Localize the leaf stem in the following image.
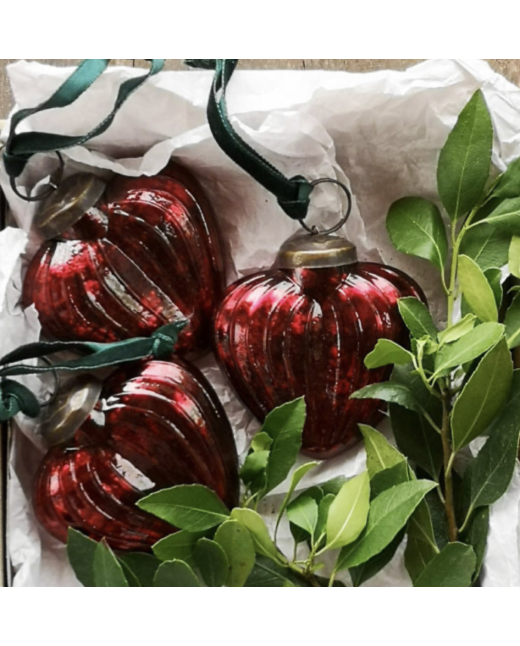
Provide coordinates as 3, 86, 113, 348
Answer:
440, 387, 458, 542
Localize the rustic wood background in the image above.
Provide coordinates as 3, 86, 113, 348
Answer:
1, 59, 520, 117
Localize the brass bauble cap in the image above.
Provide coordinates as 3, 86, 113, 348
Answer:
33, 173, 107, 240
276, 233, 358, 269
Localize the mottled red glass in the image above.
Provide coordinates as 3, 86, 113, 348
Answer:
214, 261, 423, 459
34, 359, 239, 551
23, 164, 225, 357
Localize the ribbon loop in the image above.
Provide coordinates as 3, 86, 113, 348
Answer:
185, 59, 314, 221
0, 321, 187, 423
3, 59, 165, 182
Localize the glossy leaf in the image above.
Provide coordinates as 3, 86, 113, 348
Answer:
433, 322, 504, 376
194, 538, 228, 587
274, 461, 319, 533
509, 236, 520, 278
215, 520, 256, 587
119, 553, 161, 587
460, 223, 510, 272
349, 530, 405, 587
231, 508, 283, 562
360, 424, 406, 479
154, 560, 201, 587
460, 506, 489, 583
404, 501, 439, 584
485, 268, 503, 308
414, 543, 476, 587
451, 338, 513, 450
364, 339, 414, 369
152, 529, 202, 565
386, 197, 448, 271
326, 472, 370, 550
398, 297, 438, 340
437, 90, 493, 221
492, 157, 520, 199
505, 292, 520, 349
314, 493, 335, 546
93, 540, 129, 587
351, 382, 422, 413
137, 484, 230, 532
245, 556, 309, 587
438, 314, 477, 345
336, 480, 437, 571
240, 450, 269, 490
458, 255, 498, 322
251, 432, 273, 452
67, 528, 98, 588
263, 397, 306, 494
287, 493, 319, 536
461, 370, 520, 524
478, 197, 520, 234
370, 462, 410, 499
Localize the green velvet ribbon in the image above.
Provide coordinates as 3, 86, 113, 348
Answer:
0, 321, 186, 423
3, 59, 165, 179
185, 59, 314, 221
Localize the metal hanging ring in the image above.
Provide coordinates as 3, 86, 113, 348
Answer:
299, 177, 353, 236
9, 151, 65, 203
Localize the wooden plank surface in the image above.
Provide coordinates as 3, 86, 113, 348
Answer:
2, 59, 520, 118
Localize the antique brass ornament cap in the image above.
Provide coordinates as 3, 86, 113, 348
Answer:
276, 233, 358, 269
39, 376, 103, 446
33, 173, 107, 240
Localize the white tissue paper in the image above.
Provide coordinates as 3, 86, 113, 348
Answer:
1, 58, 520, 587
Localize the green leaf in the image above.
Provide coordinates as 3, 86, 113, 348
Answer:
437, 90, 493, 221
251, 432, 273, 452
214, 520, 256, 587
274, 461, 319, 533
314, 493, 335, 546
386, 197, 448, 271
349, 531, 405, 587
137, 484, 230, 532
194, 539, 229, 587
438, 314, 477, 345
370, 462, 411, 499
336, 480, 437, 571
460, 506, 489, 583
461, 370, 520, 524
231, 508, 283, 562
458, 255, 498, 322
154, 560, 201, 587
321, 477, 348, 496
398, 297, 438, 340
240, 450, 269, 489
414, 543, 476, 587
119, 553, 161, 587
485, 268, 503, 308
509, 236, 520, 278
67, 528, 98, 588
477, 197, 520, 234
451, 338, 513, 450
492, 157, 520, 199
351, 382, 422, 413
152, 529, 202, 565
364, 339, 414, 369
290, 522, 310, 545
263, 397, 306, 495
404, 501, 439, 584
433, 322, 504, 376
245, 556, 310, 587
93, 540, 129, 587
426, 490, 449, 551
389, 365, 443, 479
325, 472, 370, 550
287, 493, 319, 536
460, 222, 510, 272
505, 292, 520, 349
359, 424, 406, 479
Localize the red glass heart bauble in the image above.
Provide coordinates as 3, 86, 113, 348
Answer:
34, 358, 239, 551
23, 164, 225, 357
214, 233, 424, 460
